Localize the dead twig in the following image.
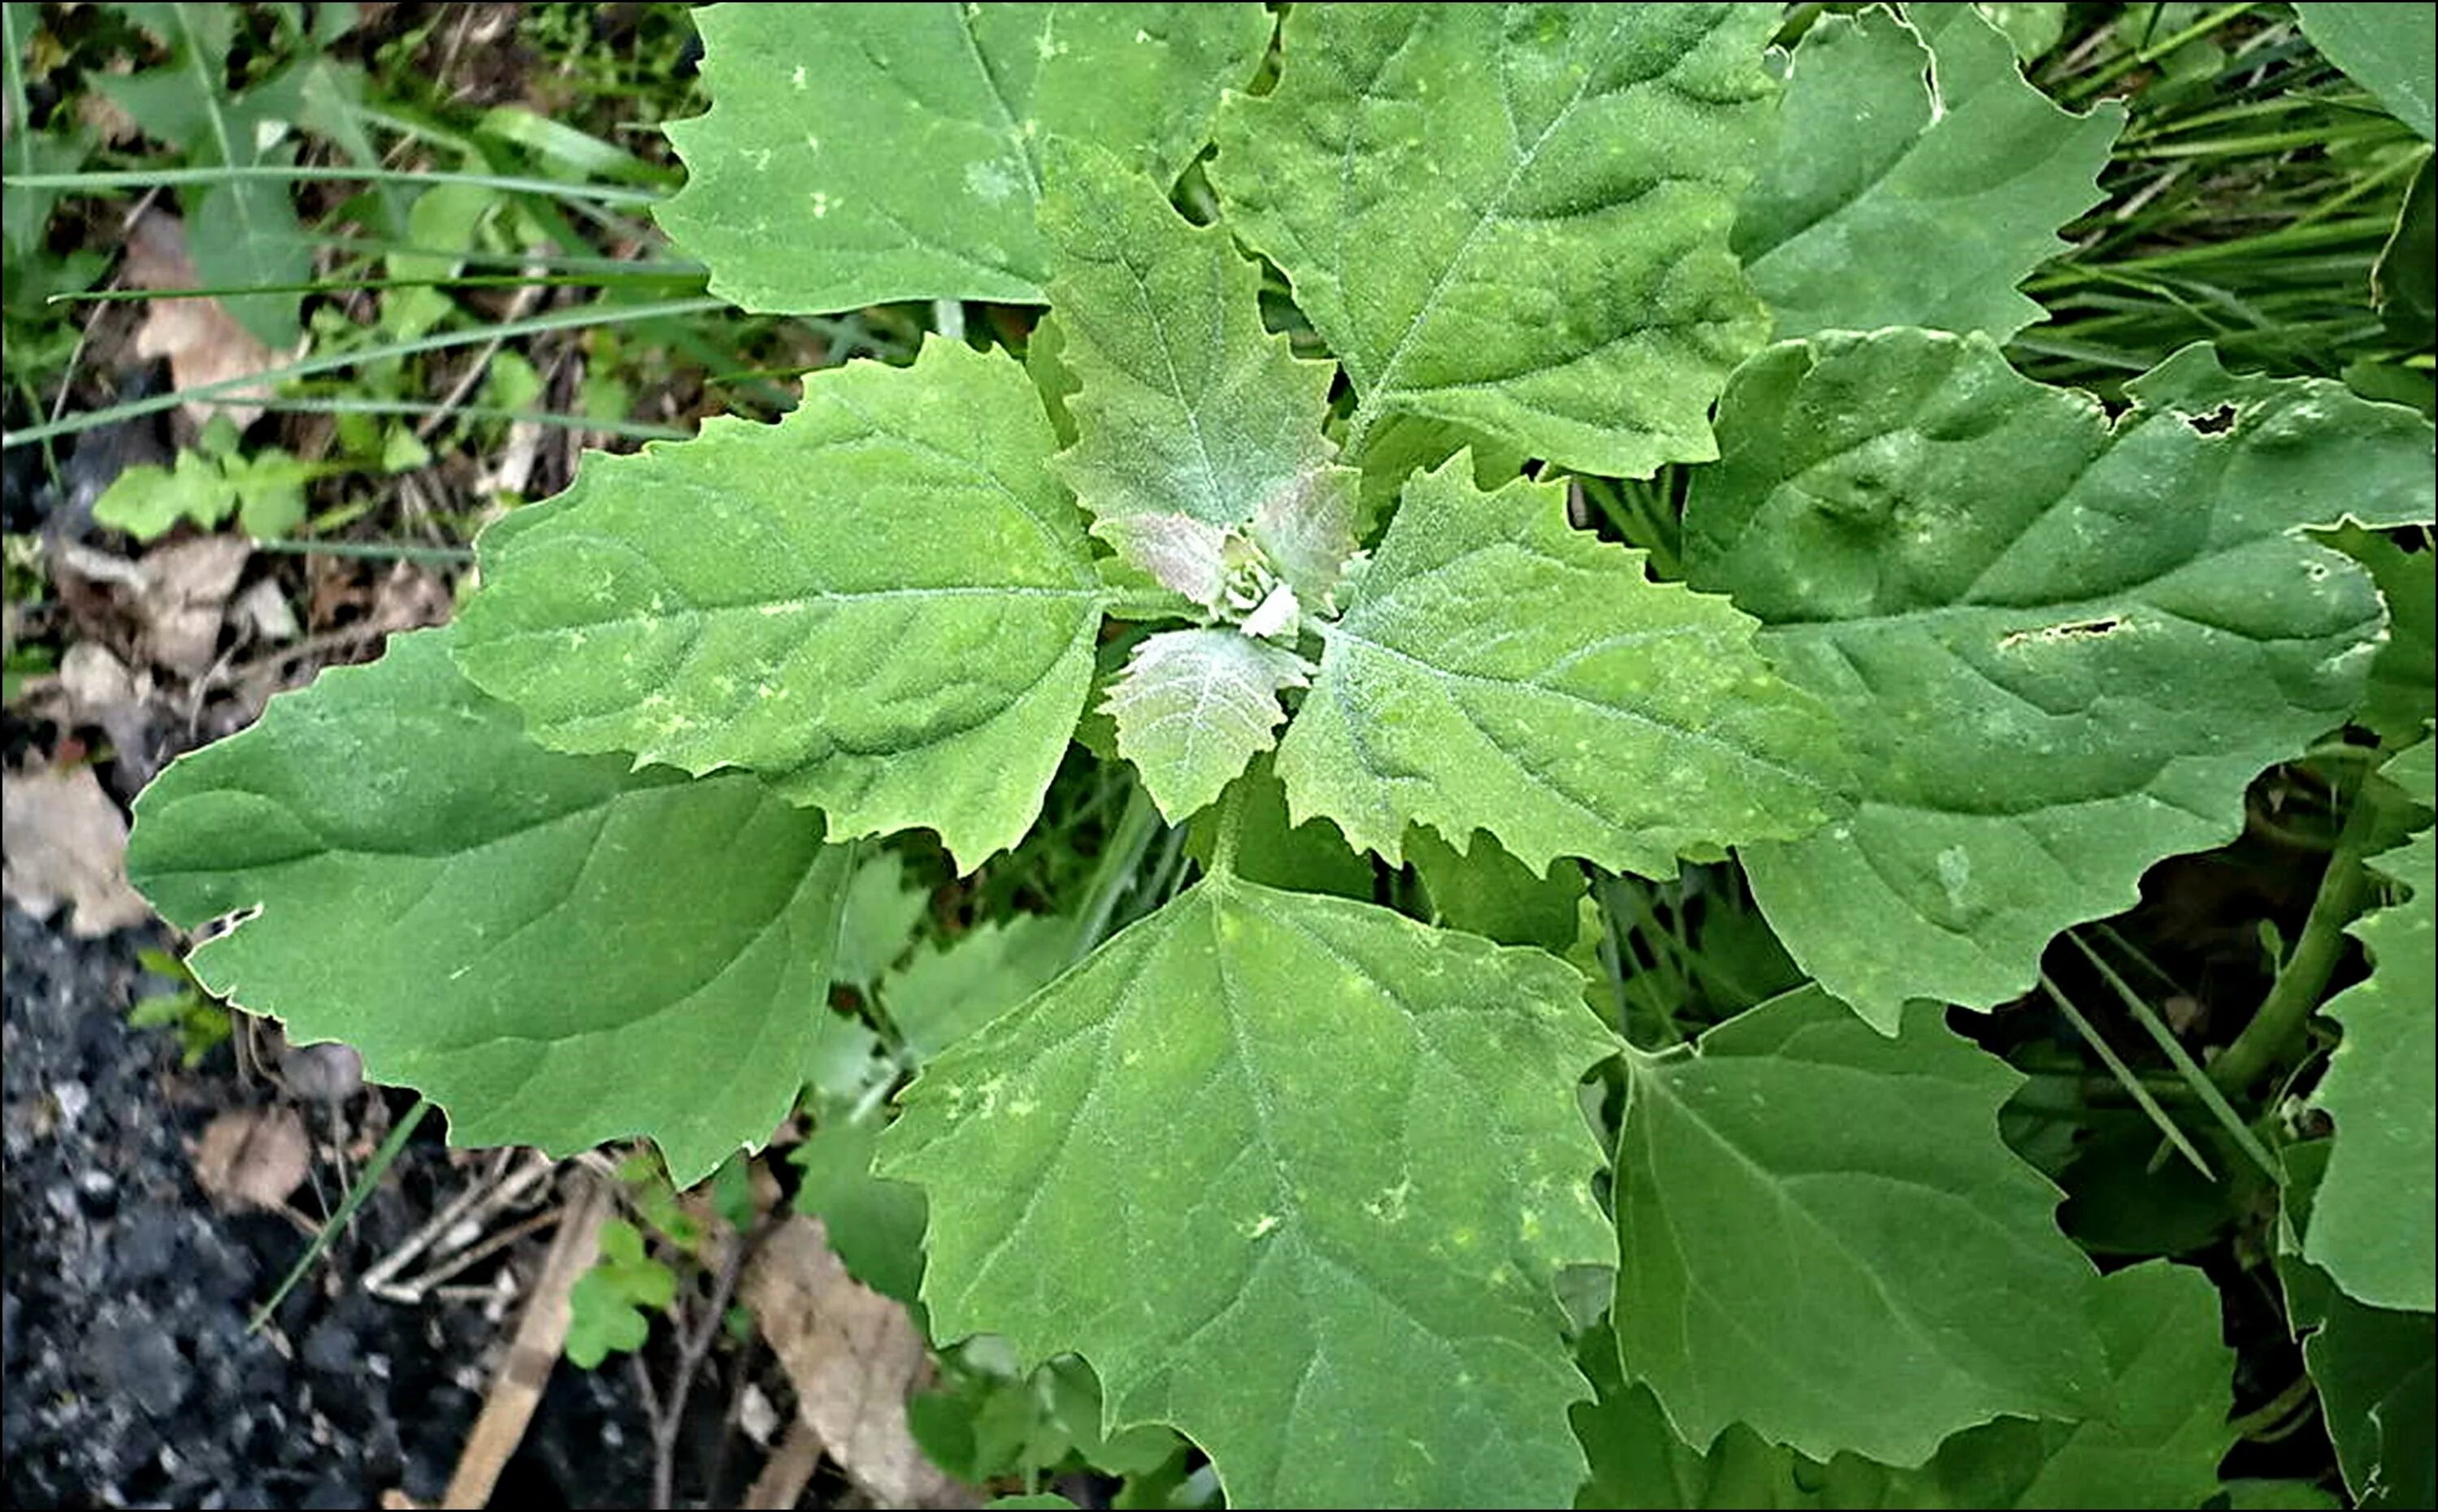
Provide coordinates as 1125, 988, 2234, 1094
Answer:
741, 1418, 824, 1511
440, 1168, 610, 1509
650, 1231, 754, 1510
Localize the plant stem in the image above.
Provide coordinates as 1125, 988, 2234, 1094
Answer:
2064, 930, 2280, 1179
2039, 972, 2216, 1179
2210, 776, 2383, 1094
250, 1097, 430, 1330
1067, 782, 1161, 965
1209, 781, 1248, 879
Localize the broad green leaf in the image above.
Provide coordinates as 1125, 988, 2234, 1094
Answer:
657, 3, 1271, 311
1042, 141, 1358, 611
2306, 1291, 2438, 1510
883, 912, 1069, 1063
1975, 2, 2068, 63
1104, 629, 1311, 821
1915, 1261, 2235, 1509
2306, 738, 2436, 1311
882, 877, 1616, 1508
2325, 526, 2436, 743
124, 628, 852, 1185
454, 339, 1105, 870
1613, 987, 2107, 1466
1573, 1325, 1830, 1510
1734, 6, 2122, 341
1685, 333, 2438, 1028
1573, 1262, 2232, 1508
792, 1104, 929, 1306
2296, 3, 2436, 141
2375, 154, 2436, 342
1408, 826, 1586, 954
832, 849, 931, 993
1212, 4, 1781, 479
1276, 455, 1849, 877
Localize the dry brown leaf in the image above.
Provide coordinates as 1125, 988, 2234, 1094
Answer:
744, 1217, 977, 1510
192, 1107, 312, 1211
2, 763, 154, 936
367, 561, 453, 635
124, 209, 280, 431
137, 535, 249, 678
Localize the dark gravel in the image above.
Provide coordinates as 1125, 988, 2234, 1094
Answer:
2, 906, 653, 1508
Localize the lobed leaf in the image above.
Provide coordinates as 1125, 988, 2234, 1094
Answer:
1734, 6, 2122, 341
1104, 629, 1312, 822
1276, 454, 1848, 877
1612, 987, 2110, 1466
1042, 140, 1358, 609
1212, 3, 1780, 478
124, 628, 852, 1185
657, 3, 1272, 311
454, 338, 1105, 870
882, 876, 1616, 1508
1685, 332, 2438, 1029
2306, 737, 2436, 1312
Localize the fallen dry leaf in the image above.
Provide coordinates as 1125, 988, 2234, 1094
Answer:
2, 763, 154, 936
744, 1217, 976, 1510
137, 535, 250, 678
124, 209, 280, 431
192, 1107, 312, 1212
368, 561, 453, 635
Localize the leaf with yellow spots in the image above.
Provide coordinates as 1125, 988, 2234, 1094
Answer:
879, 874, 1617, 1507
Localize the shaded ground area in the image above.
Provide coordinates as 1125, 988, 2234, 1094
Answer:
1, 905, 652, 1509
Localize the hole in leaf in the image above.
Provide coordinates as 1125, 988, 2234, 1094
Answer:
1998, 617, 2122, 649
2185, 404, 2237, 434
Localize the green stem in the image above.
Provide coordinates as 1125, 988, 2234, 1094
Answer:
2038, 972, 2216, 1180
2060, 3, 2254, 103
251, 1097, 430, 1330
2064, 930, 2280, 1179
2, 297, 726, 449
1209, 781, 1248, 879
4, 162, 665, 204
2211, 777, 2383, 1094
1067, 782, 1161, 965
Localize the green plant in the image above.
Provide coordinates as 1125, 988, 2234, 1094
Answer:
115, 6, 2434, 1508
128, 945, 233, 1067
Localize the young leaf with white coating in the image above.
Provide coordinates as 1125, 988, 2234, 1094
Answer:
1212, 3, 1781, 477
1041, 139, 1357, 613
1104, 629, 1312, 821
1276, 454, 1849, 877
1612, 987, 2108, 1467
1734, 5, 2122, 340
2306, 737, 2436, 1312
453, 338, 1106, 870
880, 876, 1617, 1508
124, 629, 852, 1185
1685, 332, 2438, 1029
657, 3, 1272, 311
